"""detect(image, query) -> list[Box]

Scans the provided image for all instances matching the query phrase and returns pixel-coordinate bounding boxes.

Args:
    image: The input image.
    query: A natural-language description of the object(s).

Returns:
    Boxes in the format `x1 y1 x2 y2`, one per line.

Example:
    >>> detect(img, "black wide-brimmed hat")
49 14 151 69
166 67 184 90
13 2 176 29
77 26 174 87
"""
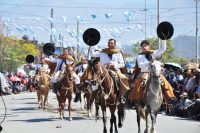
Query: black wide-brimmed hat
43 43 55 56
157 21 174 40
83 28 100 46
26 55 34 63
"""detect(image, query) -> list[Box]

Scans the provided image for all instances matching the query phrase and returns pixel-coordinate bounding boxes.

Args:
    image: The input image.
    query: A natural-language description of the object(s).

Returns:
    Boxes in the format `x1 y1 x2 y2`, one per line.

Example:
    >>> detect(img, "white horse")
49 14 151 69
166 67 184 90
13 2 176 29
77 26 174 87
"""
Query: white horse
135 60 163 133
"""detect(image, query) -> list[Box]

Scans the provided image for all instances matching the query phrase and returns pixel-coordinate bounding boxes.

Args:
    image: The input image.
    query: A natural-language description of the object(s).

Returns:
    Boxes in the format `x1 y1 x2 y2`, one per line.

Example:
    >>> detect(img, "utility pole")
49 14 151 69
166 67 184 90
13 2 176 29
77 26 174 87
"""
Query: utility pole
50 8 53 43
145 0 147 39
157 0 160 48
194 0 199 63
76 20 80 61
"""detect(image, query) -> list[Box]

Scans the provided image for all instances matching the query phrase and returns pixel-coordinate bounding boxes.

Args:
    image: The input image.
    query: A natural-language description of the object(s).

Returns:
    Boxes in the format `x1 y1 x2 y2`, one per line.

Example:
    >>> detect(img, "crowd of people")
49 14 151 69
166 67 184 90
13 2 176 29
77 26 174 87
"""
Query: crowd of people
0 72 36 95
162 67 200 120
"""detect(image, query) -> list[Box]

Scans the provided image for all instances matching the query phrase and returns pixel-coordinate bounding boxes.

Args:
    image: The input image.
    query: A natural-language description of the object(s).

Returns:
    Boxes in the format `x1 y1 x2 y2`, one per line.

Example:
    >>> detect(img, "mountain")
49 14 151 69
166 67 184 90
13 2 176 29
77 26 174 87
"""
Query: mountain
172 35 200 59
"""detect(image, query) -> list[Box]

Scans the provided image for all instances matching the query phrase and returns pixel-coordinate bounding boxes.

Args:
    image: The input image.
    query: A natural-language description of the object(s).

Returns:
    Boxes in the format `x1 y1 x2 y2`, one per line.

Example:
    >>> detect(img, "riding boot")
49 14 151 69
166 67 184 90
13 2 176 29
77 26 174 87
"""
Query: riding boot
74 84 82 103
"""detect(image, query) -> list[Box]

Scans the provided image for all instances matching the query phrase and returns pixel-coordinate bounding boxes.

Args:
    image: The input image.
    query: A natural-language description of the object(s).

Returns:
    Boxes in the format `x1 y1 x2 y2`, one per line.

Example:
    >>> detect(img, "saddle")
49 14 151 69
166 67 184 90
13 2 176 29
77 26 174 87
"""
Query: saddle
140 73 164 88
108 70 120 97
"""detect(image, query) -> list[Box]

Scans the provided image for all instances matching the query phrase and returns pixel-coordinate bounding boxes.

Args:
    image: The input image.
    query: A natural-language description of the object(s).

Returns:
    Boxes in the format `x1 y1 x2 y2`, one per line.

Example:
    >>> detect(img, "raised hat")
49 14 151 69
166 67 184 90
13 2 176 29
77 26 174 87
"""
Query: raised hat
83 28 100 46
157 21 174 40
26 55 34 63
43 43 55 56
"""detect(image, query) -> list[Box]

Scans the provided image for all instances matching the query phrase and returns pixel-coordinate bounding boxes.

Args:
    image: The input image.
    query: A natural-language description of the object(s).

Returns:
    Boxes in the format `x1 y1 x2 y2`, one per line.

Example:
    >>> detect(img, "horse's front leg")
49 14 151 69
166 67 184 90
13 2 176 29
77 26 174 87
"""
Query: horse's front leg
68 95 72 121
95 103 101 120
86 93 92 118
37 92 41 109
102 108 107 133
57 96 63 120
144 110 150 133
150 112 157 133
41 95 45 109
43 91 49 109
110 107 118 133
135 105 142 133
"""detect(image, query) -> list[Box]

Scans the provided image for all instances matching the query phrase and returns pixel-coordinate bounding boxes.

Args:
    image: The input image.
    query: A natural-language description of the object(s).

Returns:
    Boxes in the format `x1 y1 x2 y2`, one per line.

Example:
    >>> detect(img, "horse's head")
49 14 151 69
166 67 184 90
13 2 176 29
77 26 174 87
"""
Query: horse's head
88 57 103 78
149 60 163 78
62 63 74 80
34 72 50 89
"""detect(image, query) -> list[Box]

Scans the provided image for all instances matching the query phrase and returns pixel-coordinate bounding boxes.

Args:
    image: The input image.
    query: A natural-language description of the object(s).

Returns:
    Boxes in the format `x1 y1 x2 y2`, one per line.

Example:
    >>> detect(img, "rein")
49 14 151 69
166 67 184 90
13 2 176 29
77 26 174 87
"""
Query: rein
57 70 73 97
91 65 115 103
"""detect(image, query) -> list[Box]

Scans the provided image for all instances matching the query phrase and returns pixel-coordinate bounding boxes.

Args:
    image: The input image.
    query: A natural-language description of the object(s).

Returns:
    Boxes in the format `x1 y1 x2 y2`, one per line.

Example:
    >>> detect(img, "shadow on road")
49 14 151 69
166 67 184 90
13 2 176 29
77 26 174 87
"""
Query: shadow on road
9 118 55 122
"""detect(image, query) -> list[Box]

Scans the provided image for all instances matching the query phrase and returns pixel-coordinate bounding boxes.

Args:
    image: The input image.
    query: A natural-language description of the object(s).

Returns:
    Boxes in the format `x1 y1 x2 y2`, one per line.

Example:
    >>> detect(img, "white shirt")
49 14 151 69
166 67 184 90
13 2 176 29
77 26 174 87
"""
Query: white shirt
32 63 50 73
137 40 166 72
46 56 74 73
89 47 125 70
185 77 195 91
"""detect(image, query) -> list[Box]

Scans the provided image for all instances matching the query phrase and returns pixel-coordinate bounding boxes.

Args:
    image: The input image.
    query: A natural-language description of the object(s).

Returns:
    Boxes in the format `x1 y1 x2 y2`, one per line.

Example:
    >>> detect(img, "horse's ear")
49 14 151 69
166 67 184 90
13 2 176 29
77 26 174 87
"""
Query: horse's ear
89 57 100 66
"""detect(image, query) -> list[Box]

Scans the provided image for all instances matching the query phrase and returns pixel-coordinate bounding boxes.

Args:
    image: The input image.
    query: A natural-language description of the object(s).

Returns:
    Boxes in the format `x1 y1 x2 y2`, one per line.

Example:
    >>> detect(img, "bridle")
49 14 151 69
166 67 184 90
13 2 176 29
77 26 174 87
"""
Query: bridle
88 63 114 100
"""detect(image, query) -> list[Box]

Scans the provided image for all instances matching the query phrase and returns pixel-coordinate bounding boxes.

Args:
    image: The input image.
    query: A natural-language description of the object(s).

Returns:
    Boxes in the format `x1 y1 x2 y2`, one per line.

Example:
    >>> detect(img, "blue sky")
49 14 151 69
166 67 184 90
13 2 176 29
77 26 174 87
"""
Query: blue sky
0 0 199 52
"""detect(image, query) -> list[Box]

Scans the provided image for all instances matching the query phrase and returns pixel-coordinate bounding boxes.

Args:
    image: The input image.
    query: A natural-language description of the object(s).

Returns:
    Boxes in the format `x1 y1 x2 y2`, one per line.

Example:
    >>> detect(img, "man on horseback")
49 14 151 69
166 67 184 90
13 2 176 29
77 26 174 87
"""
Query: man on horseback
47 48 80 94
87 38 130 103
31 56 50 74
128 39 175 102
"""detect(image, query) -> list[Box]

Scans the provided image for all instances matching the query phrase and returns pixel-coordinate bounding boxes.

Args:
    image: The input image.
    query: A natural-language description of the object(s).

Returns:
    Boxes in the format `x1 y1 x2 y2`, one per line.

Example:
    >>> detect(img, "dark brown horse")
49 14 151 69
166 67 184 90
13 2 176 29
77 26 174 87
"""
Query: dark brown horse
87 58 125 133
56 64 75 120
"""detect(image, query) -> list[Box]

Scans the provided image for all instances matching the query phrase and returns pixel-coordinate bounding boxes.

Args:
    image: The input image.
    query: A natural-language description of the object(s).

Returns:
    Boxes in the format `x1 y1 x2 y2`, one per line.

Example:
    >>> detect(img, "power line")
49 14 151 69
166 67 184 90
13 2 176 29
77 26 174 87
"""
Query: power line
0 2 196 10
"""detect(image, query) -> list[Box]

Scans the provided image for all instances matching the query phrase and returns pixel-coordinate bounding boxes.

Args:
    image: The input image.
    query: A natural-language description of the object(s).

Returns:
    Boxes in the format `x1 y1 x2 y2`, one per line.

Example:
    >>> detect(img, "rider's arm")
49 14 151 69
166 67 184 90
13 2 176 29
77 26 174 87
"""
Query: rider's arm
45 56 57 63
152 40 166 59
89 46 100 57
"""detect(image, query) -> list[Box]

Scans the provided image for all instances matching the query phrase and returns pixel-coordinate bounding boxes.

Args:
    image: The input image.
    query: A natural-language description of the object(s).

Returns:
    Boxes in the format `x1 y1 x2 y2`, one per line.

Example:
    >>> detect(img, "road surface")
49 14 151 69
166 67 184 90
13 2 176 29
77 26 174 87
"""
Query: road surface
0 92 199 133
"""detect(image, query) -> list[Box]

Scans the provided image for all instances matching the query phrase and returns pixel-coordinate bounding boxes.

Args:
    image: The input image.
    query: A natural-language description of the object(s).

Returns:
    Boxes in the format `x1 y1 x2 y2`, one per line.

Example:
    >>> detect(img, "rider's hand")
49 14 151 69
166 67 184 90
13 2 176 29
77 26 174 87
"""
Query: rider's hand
107 63 114 69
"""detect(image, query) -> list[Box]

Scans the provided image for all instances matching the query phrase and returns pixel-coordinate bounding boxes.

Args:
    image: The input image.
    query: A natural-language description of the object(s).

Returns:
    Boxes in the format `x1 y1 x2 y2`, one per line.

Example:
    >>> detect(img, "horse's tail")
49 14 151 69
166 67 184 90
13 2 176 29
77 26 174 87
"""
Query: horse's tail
118 103 125 128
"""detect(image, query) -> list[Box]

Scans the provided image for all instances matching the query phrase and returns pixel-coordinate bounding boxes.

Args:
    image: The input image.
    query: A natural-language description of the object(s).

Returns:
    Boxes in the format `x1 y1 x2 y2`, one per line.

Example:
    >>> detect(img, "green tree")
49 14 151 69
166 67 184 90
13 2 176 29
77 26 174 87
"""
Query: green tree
0 35 39 72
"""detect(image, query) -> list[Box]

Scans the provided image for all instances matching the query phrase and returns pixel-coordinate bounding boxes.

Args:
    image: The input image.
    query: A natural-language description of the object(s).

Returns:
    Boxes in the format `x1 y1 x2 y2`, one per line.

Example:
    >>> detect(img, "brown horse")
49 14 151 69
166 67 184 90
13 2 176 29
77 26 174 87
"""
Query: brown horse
87 58 125 133
56 64 75 120
34 70 51 109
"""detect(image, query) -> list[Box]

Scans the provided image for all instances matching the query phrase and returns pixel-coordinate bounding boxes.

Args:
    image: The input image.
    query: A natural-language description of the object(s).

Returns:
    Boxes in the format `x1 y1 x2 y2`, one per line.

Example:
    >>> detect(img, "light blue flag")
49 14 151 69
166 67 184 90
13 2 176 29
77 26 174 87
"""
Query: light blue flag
46 17 54 24
105 13 112 18
91 14 97 19
123 11 132 22
76 16 87 23
61 16 68 27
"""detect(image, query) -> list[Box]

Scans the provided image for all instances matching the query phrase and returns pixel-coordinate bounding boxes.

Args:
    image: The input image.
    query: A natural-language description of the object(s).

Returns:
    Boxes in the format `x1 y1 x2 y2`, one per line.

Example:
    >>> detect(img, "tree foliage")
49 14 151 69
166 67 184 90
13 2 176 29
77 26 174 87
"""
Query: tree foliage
0 35 39 72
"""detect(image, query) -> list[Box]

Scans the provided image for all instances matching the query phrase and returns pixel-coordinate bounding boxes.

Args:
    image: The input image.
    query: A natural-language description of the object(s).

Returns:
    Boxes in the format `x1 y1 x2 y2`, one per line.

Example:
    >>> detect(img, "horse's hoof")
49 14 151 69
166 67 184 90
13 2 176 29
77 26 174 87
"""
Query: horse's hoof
96 116 101 120
144 129 149 133
150 128 156 133
56 124 62 128
118 123 123 128
60 116 63 120
69 117 73 121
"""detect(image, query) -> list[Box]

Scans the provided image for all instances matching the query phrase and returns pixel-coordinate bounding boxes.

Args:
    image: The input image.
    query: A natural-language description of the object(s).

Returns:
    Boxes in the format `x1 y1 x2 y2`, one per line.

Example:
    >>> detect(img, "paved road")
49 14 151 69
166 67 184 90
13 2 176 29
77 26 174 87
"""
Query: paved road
0 92 199 133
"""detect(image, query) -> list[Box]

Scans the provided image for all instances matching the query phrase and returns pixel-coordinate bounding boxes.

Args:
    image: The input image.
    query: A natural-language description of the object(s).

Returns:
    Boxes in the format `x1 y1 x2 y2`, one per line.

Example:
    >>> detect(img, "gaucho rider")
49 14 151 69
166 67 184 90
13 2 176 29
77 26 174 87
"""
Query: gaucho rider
46 48 80 94
128 40 175 101
87 38 130 103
